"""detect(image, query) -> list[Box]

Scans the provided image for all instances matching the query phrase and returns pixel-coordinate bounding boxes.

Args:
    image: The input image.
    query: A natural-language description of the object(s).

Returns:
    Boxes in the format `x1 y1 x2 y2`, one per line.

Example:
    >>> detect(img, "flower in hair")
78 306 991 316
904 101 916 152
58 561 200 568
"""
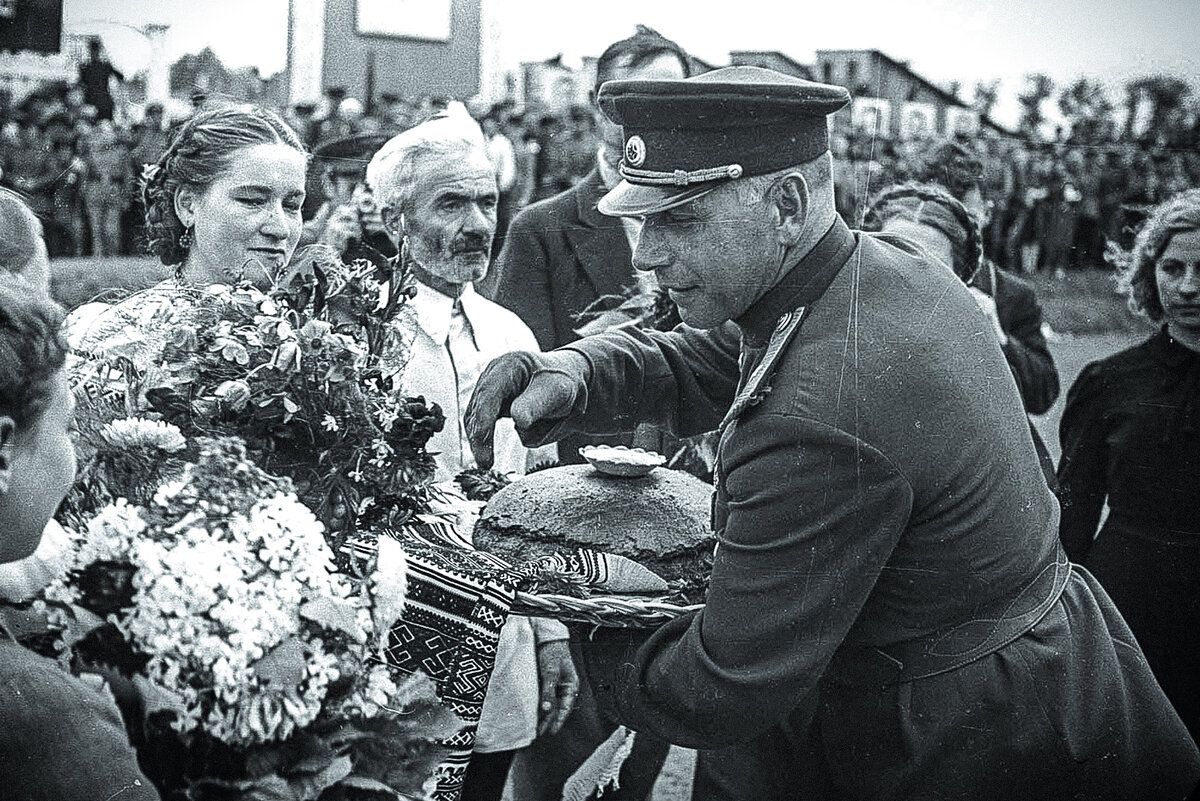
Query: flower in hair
141 163 161 184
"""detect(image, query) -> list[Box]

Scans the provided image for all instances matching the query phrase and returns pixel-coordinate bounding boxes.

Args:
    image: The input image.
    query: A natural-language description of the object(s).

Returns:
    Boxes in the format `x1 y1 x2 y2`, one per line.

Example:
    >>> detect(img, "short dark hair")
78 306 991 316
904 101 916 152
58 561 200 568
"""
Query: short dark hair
594 26 690 97
0 281 66 430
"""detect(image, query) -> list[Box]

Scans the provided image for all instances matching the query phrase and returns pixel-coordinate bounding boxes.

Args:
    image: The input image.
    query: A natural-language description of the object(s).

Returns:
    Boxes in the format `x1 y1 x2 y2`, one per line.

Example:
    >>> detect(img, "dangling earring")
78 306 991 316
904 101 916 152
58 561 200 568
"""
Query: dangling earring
179 225 194 251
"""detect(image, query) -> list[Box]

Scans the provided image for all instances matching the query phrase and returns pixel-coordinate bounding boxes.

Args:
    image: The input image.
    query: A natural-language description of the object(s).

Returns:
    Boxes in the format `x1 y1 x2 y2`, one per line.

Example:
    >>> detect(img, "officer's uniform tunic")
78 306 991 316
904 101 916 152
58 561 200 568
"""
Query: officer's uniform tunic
563 219 1200 799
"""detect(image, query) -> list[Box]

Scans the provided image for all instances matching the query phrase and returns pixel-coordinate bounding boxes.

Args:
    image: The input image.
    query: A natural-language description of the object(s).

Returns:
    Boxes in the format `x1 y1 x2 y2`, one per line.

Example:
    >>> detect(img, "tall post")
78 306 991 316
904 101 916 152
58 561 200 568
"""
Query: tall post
287 0 327 107
478 0 507 105
143 24 170 105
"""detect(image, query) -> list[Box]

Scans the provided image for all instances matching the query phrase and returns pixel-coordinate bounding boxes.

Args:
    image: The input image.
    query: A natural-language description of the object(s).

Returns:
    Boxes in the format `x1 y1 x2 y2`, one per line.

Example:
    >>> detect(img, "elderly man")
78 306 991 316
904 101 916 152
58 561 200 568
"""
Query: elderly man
465 67 1200 800
365 109 575 801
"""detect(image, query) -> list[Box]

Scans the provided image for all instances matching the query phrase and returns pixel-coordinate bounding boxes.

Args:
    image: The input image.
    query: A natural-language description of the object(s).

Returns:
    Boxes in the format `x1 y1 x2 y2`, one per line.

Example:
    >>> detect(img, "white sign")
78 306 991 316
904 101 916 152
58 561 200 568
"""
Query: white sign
900 102 937 140
356 0 452 41
852 98 891 136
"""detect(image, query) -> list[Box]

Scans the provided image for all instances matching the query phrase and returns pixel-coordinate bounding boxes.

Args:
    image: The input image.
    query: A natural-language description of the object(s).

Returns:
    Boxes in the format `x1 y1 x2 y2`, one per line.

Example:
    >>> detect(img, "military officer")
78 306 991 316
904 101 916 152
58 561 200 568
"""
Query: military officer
464 67 1200 800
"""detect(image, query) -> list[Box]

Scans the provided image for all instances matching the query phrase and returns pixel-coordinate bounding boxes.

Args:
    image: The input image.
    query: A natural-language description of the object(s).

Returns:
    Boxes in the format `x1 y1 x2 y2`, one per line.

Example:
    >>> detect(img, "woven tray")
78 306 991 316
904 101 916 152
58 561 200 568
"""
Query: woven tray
510 589 703 628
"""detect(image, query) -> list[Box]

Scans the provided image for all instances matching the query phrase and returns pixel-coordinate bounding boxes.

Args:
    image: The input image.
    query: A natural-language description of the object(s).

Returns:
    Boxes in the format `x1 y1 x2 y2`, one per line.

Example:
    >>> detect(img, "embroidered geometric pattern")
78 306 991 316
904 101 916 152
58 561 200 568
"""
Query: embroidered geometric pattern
379 524 519 801
368 519 670 800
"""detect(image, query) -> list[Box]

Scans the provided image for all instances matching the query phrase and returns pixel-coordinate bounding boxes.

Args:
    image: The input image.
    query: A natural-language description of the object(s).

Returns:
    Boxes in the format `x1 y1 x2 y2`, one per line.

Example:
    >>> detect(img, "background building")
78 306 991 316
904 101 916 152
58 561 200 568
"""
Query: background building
816 48 1013 138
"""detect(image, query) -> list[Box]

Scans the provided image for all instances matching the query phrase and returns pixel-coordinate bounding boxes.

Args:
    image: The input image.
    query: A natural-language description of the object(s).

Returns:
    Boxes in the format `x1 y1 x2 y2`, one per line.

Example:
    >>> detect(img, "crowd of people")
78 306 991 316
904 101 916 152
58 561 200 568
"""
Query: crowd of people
4 36 1197 279
0 24 1198 801
834 131 1200 274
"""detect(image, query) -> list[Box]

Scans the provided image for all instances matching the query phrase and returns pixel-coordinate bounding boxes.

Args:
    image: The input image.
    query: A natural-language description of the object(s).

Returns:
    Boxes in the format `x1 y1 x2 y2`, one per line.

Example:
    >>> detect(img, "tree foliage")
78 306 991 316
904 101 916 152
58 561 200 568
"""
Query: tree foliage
1124 74 1192 144
1017 73 1055 139
972 79 1001 118
1057 77 1116 144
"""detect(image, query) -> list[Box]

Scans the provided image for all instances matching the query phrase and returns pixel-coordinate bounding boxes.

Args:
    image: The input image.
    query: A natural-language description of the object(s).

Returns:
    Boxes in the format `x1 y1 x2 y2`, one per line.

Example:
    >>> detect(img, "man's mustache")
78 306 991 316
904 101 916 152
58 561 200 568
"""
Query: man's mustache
451 234 490 254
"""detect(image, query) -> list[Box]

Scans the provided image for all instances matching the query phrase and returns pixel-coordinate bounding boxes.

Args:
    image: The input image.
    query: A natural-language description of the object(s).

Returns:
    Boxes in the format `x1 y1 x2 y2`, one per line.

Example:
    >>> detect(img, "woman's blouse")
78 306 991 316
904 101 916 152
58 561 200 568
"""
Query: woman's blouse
1057 326 1200 559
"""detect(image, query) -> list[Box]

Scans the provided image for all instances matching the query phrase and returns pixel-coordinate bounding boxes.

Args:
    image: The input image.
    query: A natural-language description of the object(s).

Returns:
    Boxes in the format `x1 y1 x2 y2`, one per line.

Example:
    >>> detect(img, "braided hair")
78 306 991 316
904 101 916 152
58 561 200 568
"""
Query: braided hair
863 181 984 283
140 105 306 267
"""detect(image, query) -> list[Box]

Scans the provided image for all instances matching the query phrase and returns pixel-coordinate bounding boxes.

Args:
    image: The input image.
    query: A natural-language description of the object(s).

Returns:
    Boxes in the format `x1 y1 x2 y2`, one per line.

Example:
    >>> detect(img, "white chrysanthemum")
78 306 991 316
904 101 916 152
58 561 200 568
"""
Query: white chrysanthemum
99 417 187 452
72 454 382 747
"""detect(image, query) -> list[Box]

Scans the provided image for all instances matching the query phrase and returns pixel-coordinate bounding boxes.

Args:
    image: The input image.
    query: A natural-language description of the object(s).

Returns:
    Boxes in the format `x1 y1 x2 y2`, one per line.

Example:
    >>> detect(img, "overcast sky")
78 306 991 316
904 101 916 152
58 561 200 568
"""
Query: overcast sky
66 0 1200 126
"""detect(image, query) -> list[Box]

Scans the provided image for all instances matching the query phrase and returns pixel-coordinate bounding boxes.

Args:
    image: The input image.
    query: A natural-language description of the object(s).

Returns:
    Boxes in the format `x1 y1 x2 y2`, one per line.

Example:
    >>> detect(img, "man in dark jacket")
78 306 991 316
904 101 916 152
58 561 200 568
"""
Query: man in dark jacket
481 27 692 801
466 67 1200 800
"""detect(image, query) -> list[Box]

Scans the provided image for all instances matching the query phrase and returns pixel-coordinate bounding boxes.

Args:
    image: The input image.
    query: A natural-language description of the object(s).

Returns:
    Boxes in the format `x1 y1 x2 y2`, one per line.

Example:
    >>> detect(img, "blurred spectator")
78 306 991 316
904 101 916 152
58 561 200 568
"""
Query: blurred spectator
481 113 517 259
505 113 538 210
77 37 123 122
79 119 130 256
314 87 354 144
285 102 320 146
48 134 87 256
376 92 412 133
1071 148 1104 270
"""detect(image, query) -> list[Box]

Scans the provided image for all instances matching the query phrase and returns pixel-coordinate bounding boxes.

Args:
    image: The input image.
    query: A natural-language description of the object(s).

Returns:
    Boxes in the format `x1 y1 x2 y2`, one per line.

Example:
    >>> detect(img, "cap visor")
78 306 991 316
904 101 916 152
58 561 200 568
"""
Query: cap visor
598 181 718 217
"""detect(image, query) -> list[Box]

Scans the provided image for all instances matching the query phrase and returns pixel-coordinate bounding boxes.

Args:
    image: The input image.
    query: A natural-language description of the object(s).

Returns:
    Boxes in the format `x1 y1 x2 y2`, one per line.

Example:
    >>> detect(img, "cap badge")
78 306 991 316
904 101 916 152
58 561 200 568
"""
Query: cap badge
624 135 646 167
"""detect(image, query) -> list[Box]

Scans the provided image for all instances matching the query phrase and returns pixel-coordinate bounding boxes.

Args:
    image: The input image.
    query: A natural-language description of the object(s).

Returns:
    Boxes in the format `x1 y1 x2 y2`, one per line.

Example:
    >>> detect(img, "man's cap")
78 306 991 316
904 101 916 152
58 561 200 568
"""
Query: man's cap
313 132 392 178
597 66 850 216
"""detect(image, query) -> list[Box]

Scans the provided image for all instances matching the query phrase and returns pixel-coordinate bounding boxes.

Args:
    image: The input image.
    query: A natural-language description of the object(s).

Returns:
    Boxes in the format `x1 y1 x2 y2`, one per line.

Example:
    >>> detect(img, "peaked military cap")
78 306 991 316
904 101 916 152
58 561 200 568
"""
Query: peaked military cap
597 66 850 216
313 132 392 178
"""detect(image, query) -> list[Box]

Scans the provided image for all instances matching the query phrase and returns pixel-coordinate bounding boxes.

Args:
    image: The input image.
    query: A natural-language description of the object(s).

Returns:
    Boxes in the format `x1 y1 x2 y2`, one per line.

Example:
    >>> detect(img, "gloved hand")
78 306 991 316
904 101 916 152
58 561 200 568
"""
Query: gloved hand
465 349 591 469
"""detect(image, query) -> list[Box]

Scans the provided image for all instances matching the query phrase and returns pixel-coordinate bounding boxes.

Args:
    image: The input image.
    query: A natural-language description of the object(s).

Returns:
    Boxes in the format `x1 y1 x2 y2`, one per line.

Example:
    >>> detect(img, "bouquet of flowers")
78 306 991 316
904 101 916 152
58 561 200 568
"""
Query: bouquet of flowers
59 246 519 800
67 245 446 560
47 431 459 800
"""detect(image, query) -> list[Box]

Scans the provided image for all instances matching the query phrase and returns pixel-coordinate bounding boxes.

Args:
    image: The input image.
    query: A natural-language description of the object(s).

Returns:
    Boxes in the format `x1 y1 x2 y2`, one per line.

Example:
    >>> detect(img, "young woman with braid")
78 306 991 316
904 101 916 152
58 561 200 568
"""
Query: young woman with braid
863 181 1058 487
66 105 308 373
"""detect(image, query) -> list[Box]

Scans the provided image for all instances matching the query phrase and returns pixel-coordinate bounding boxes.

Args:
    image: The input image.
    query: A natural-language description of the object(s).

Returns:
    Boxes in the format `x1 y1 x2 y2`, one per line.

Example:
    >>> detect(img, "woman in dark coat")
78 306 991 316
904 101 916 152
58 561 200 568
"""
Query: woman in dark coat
1058 187 1200 743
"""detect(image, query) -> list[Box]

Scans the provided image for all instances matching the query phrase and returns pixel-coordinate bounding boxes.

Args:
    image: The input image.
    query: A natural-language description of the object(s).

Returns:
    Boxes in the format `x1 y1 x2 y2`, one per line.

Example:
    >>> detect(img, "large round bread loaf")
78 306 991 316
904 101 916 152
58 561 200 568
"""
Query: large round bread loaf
474 465 714 598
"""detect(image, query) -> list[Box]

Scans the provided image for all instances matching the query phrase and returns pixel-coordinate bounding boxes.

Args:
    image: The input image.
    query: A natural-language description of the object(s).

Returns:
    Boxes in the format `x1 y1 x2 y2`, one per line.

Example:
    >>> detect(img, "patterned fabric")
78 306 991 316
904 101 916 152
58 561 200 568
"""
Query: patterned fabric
377 533 516 800
358 523 667 801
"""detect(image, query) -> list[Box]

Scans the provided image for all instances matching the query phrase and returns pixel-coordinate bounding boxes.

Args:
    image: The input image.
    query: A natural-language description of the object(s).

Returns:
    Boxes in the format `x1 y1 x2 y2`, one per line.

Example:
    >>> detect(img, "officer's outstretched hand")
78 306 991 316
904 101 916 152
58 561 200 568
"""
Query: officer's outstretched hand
465 350 590 469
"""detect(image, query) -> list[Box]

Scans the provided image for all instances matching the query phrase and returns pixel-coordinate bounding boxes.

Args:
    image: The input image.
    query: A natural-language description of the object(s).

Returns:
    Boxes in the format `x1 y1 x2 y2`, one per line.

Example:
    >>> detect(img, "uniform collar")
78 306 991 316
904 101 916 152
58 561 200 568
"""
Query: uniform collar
736 217 857 348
